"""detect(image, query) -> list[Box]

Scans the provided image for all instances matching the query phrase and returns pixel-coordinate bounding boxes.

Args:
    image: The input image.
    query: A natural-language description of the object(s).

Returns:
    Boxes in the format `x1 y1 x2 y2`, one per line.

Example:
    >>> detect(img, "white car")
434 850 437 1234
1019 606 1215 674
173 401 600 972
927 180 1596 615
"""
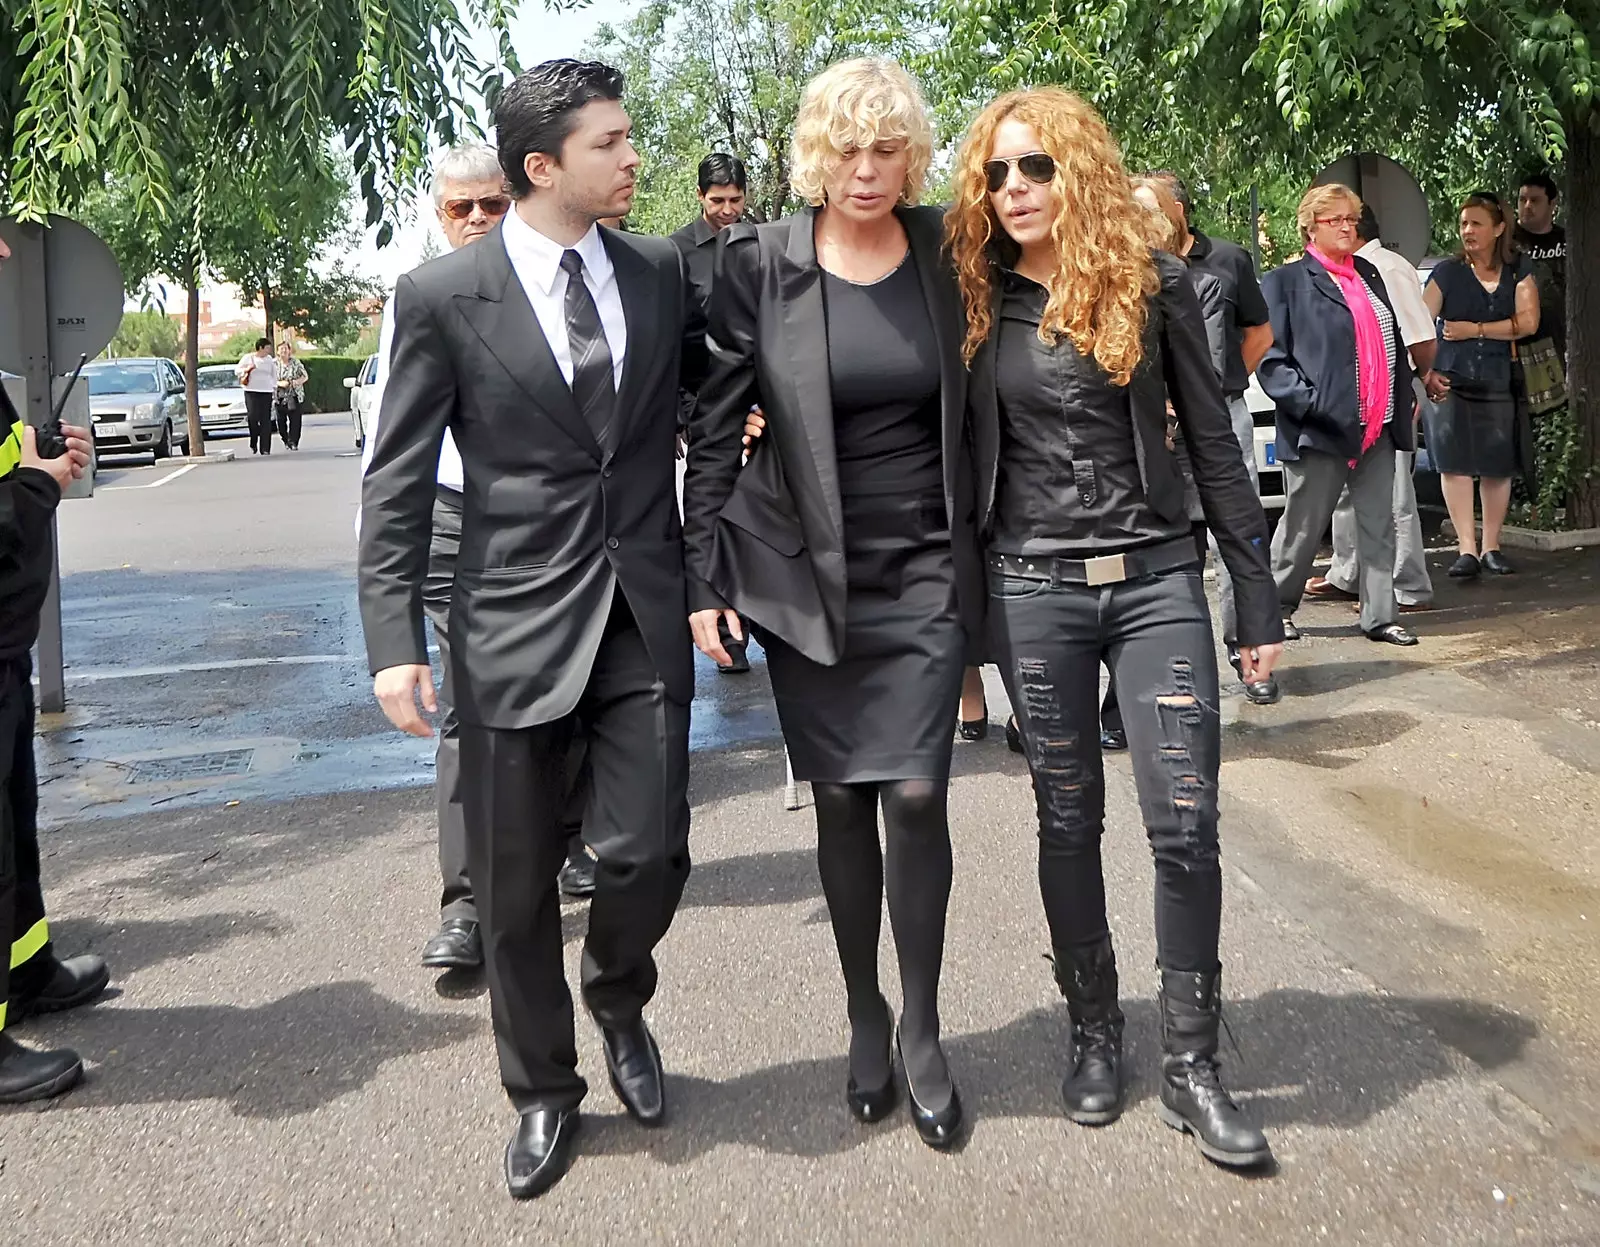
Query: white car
195 364 249 435
344 354 379 449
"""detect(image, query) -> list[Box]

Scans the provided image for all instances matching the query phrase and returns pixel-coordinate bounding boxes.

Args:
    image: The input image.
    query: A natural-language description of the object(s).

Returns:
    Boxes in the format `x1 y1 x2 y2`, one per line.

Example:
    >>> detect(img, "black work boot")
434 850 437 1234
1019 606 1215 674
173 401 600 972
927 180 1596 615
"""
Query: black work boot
1050 937 1125 1126
1158 965 1272 1168
0 1032 84 1104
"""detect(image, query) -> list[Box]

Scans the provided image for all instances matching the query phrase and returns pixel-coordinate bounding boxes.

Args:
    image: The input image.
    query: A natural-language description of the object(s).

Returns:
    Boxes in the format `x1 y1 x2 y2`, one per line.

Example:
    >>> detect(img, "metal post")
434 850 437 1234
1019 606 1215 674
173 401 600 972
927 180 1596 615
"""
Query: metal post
11 221 66 712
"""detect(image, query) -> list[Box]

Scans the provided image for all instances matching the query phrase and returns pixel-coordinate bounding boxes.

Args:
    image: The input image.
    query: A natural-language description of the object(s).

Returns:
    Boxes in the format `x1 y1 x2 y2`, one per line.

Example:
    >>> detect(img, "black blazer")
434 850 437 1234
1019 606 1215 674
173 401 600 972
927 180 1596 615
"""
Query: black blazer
668 216 718 314
969 252 1282 648
681 204 983 666
358 221 707 728
1257 252 1415 463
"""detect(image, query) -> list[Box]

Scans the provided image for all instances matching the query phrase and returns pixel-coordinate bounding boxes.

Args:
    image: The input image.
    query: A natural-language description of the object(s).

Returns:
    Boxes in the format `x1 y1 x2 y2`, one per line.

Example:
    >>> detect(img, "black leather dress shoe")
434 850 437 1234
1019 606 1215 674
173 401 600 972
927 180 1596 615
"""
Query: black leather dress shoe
1004 716 1024 755
1227 647 1281 706
505 1108 581 1199
1099 727 1128 751
846 997 898 1124
0 1033 84 1103
898 1034 964 1150
1366 623 1419 647
10 954 110 1021
420 918 482 969
1481 549 1516 575
1281 617 1302 642
601 1019 666 1126
558 851 597 900
1448 553 1481 578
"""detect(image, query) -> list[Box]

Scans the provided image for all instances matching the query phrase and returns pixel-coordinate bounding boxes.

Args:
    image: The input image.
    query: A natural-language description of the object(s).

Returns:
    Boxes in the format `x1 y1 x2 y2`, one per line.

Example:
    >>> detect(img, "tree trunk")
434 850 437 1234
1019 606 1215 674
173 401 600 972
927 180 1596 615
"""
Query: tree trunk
1568 110 1599 527
262 284 275 348
184 278 206 456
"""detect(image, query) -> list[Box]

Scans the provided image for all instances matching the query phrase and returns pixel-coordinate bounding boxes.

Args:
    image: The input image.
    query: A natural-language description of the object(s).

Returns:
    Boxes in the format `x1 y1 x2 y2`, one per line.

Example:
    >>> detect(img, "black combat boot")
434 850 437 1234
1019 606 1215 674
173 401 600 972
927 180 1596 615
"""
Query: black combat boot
1051 937 1125 1126
1158 965 1272 1168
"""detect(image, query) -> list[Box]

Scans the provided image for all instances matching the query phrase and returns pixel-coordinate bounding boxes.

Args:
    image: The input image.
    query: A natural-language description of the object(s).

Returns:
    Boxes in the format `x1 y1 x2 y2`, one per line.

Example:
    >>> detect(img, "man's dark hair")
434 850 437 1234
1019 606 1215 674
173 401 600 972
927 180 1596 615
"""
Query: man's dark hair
1356 203 1381 244
698 153 748 194
1520 171 1560 202
255 337 271 351
494 59 626 198
1145 170 1192 215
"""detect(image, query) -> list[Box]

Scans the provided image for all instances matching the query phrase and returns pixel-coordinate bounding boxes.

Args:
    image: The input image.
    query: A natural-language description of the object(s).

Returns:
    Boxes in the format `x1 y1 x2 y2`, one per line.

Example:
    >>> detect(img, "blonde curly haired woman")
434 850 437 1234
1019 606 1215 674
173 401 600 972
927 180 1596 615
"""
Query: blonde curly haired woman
683 58 981 1148
944 87 1280 1168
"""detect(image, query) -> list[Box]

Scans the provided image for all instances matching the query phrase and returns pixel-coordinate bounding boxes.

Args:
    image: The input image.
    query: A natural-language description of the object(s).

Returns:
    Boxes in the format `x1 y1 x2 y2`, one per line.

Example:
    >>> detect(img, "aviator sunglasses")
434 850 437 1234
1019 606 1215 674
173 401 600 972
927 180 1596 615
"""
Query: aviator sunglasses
441 194 512 220
983 152 1056 193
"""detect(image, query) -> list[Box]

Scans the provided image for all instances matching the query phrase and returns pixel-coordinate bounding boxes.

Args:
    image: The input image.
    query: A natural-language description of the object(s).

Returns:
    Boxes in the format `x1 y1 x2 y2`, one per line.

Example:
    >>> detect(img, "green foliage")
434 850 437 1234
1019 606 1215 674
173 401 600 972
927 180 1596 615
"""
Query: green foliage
108 310 182 360
1510 405 1595 530
0 0 556 243
218 329 267 361
299 355 366 413
588 0 931 231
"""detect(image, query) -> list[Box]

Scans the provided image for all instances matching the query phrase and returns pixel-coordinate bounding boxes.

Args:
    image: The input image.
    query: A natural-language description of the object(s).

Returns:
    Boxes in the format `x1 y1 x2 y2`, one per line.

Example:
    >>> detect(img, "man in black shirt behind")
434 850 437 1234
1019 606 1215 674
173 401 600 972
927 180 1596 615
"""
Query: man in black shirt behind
671 153 752 673
1145 171 1277 703
1515 171 1567 360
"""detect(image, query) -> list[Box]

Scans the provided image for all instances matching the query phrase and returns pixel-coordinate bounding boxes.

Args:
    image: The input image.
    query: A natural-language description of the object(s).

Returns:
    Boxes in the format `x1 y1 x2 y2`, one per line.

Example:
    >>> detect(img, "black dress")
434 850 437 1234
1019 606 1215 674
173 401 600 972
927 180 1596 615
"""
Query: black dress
762 254 964 783
1423 256 1531 480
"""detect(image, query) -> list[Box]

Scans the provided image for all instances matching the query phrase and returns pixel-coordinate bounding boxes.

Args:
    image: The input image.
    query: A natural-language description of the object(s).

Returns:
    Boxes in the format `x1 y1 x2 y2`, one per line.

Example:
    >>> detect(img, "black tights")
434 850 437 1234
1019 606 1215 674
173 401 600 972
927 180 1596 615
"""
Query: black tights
812 778 954 1107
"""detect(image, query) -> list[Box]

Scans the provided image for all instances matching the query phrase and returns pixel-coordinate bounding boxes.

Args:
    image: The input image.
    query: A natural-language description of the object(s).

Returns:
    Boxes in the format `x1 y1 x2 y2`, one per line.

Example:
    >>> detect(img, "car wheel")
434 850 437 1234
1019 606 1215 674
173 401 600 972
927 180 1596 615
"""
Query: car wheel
153 421 172 460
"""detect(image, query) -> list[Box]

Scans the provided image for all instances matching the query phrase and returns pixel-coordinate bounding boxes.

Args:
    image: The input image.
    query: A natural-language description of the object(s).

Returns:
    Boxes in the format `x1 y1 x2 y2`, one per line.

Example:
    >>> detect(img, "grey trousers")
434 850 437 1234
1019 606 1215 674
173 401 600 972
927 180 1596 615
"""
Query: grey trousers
1213 393 1259 645
1326 450 1433 606
1272 435 1399 633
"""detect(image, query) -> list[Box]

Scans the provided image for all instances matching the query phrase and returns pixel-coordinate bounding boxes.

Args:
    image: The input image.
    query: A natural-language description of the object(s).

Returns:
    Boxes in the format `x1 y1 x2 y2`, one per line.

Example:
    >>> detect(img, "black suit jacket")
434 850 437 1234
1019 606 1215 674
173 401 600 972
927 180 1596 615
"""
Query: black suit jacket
1257 252 1415 463
969 252 1282 648
681 204 983 666
359 221 707 728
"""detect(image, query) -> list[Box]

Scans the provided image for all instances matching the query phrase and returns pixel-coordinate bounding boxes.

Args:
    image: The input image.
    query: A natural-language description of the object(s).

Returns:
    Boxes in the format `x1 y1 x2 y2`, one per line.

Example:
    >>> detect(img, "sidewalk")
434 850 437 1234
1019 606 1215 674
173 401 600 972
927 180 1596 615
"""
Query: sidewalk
5 546 1600 1242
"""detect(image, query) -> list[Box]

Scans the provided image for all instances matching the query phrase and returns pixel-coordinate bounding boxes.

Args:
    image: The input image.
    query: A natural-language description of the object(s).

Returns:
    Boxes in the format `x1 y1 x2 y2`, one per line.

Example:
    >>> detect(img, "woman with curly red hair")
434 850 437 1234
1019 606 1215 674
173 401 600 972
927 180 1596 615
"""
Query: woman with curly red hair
944 87 1280 1168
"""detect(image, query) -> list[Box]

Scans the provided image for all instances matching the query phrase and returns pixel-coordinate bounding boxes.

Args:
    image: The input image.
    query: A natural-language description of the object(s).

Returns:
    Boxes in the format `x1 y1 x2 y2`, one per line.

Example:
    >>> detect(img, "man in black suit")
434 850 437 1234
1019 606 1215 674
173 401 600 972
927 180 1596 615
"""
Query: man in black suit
670 152 751 672
358 59 705 1200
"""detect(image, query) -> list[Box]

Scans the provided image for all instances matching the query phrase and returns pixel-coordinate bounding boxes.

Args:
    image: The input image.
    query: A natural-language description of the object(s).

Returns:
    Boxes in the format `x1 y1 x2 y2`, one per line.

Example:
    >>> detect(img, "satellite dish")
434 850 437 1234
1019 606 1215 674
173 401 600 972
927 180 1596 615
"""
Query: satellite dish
1312 153 1432 265
0 214 126 372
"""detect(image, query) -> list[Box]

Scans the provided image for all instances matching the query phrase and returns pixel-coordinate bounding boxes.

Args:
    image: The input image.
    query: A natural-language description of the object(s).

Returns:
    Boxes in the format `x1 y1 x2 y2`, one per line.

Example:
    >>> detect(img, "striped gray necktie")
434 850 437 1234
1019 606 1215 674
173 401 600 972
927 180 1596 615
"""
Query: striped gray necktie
559 249 615 444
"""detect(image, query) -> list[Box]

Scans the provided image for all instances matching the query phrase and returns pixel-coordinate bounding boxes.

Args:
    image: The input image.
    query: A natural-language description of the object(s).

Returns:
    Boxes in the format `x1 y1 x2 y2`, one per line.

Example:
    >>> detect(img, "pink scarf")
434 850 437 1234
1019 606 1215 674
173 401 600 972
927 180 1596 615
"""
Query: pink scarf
1308 244 1390 464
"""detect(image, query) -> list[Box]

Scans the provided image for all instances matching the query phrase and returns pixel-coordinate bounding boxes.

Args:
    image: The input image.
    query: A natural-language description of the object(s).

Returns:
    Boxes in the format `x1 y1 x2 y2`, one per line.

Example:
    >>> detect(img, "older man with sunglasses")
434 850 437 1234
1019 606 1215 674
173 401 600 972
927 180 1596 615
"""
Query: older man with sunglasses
358 144 596 974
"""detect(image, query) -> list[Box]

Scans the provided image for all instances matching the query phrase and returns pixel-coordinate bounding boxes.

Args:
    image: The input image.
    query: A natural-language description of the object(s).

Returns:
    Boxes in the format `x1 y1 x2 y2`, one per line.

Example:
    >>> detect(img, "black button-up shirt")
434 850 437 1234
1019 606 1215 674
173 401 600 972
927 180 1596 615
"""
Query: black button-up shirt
1186 228 1269 397
669 216 718 315
992 271 1192 557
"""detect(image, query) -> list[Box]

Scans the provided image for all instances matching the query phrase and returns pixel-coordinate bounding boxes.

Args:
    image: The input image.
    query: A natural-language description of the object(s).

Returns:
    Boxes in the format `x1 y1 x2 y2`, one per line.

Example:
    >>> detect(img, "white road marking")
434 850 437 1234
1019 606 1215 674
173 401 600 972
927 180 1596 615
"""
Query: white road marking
102 464 197 491
59 645 439 683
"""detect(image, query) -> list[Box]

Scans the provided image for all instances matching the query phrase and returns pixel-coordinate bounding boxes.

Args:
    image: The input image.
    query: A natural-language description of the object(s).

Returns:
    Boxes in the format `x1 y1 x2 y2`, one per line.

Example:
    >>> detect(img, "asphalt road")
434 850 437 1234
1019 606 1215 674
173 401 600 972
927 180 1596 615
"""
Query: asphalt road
4 412 1597 1244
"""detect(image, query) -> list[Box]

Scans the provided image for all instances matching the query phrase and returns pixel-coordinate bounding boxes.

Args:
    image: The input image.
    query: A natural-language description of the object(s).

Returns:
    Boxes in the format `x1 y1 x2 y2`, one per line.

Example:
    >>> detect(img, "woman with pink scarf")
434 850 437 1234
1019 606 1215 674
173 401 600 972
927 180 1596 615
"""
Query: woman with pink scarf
1257 183 1419 648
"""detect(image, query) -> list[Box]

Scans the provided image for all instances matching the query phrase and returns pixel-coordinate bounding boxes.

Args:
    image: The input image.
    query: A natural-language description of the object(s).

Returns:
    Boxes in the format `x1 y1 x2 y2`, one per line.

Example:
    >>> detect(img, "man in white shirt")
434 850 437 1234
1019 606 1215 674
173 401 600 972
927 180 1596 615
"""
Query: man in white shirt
236 338 279 455
359 144 530 974
1310 206 1439 609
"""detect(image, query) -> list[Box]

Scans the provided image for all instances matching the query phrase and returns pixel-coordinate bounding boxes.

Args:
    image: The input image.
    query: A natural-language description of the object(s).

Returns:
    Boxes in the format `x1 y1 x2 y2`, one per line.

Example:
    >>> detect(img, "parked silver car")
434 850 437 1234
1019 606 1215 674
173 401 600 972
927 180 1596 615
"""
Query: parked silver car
85 358 190 459
195 364 250 435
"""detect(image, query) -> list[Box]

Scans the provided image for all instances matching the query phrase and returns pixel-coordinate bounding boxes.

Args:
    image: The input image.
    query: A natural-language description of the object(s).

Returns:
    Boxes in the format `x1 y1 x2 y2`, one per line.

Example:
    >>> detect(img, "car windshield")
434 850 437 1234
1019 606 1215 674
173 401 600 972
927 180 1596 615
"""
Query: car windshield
87 367 159 396
197 369 238 391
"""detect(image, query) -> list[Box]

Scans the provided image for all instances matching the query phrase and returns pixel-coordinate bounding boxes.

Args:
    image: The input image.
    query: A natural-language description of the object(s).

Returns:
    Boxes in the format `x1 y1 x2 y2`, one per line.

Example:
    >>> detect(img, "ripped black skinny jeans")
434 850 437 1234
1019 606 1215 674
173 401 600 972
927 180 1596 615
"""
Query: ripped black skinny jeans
990 562 1222 973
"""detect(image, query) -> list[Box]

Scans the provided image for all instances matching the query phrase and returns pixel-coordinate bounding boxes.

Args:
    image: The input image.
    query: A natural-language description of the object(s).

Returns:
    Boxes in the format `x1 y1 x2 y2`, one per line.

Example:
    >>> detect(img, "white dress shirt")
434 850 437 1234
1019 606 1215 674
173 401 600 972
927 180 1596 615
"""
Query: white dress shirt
1358 238 1435 351
356 215 627 536
500 207 627 390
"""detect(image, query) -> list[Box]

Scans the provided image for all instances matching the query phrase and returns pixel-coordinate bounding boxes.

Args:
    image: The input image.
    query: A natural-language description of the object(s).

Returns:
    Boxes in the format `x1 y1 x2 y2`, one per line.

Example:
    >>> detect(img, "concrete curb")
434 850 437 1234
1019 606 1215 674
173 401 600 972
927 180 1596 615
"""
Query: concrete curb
1440 519 1599 550
177 450 237 464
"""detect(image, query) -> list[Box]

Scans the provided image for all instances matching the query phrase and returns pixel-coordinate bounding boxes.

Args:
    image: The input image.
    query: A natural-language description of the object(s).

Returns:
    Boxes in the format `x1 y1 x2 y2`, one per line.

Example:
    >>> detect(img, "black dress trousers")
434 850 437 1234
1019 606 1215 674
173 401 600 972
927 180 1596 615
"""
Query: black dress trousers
457 589 690 1113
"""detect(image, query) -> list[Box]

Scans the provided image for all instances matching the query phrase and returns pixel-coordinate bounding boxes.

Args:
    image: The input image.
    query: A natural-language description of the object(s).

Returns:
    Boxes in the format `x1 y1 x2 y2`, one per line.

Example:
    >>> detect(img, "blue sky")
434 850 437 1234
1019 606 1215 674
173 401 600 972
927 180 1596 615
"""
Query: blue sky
353 0 633 285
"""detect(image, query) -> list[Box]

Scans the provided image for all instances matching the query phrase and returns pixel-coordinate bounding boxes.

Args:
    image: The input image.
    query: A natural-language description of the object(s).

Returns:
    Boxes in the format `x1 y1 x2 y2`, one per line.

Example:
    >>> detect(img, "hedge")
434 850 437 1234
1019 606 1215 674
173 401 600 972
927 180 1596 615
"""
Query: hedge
196 354 366 413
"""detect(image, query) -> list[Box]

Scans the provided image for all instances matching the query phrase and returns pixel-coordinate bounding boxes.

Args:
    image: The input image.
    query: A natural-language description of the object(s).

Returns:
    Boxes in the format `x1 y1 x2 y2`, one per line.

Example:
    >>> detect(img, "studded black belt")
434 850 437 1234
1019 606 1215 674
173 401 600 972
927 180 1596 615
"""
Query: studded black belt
989 535 1200 587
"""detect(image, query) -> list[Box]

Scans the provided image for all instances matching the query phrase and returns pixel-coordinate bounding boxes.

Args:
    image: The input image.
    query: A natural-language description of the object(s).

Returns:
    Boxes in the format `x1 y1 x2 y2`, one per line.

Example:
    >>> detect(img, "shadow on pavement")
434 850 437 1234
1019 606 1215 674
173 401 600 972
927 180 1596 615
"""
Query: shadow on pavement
45 982 481 1117
1222 710 1422 768
575 989 1535 1162
1278 659 1428 697
46 912 291 980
